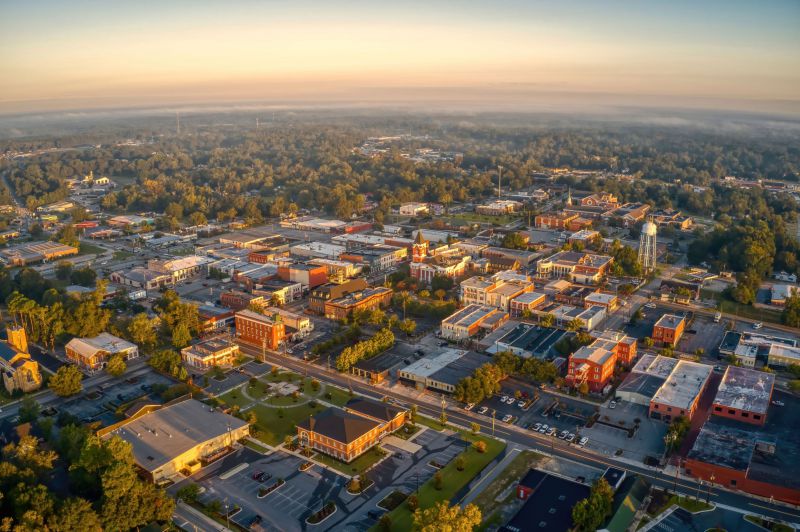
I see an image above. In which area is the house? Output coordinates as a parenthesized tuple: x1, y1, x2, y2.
(234, 309, 286, 350)
(65, 333, 139, 373)
(652, 314, 686, 347)
(296, 397, 406, 462)
(98, 399, 249, 483)
(0, 326, 41, 394)
(181, 336, 240, 369)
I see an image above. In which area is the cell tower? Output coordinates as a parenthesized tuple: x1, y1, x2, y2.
(638, 218, 657, 272)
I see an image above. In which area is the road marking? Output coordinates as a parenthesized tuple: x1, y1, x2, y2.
(219, 462, 249, 480)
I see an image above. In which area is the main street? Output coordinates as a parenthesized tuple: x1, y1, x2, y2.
(236, 342, 800, 526)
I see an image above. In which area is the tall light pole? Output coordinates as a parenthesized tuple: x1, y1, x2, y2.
(491, 409, 496, 436)
(497, 165, 503, 198)
(706, 474, 715, 504)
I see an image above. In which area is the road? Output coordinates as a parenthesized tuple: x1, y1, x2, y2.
(236, 341, 800, 526)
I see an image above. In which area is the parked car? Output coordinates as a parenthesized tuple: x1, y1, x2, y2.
(558, 430, 569, 439)
(566, 433, 576, 443)
(753, 322, 763, 330)
(464, 403, 475, 411)
(714, 312, 722, 323)
(517, 400, 526, 408)
(502, 414, 513, 423)
(609, 400, 617, 409)
(645, 303, 656, 309)
(546, 427, 556, 436)
(533, 423, 542, 432)
(478, 406, 488, 415)
(539, 424, 549, 434)
(501, 395, 509, 403)
(578, 436, 589, 447)
(772, 400, 785, 407)
(252, 470, 266, 481)
(439, 341, 449, 347)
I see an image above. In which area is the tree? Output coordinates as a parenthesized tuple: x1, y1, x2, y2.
(348, 477, 361, 493)
(473, 441, 487, 453)
(455, 456, 465, 471)
(578, 381, 590, 395)
(470, 422, 480, 435)
(407, 493, 419, 511)
(106, 353, 127, 377)
(566, 318, 583, 332)
(413, 501, 482, 532)
(54, 224, 80, 248)
(48, 497, 102, 532)
(783, 294, 800, 328)
(572, 478, 614, 532)
(18, 396, 41, 423)
(70, 267, 97, 287)
(49, 365, 83, 397)
(433, 471, 443, 490)
(399, 318, 416, 337)
(540, 313, 555, 327)
(501, 232, 528, 250)
(55, 261, 73, 281)
(126, 312, 158, 352)
(439, 411, 448, 426)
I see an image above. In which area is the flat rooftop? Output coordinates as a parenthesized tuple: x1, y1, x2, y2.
(631, 354, 679, 379)
(651, 360, 712, 410)
(103, 399, 248, 472)
(429, 351, 487, 386)
(443, 304, 498, 328)
(714, 366, 775, 415)
(654, 313, 685, 330)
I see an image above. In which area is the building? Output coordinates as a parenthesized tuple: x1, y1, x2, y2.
(460, 272, 535, 311)
(290, 242, 346, 260)
(277, 263, 328, 288)
(65, 333, 139, 373)
(109, 267, 172, 290)
(608, 202, 650, 225)
(580, 192, 619, 209)
(652, 314, 686, 347)
(566, 342, 617, 393)
(616, 354, 680, 406)
(583, 291, 619, 311)
(340, 244, 407, 271)
(220, 290, 265, 311)
(309, 278, 368, 314)
(476, 199, 523, 216)
(535, 251, 613, 285)
(490, 323, 567, 359)
(509, 292, 547, 317)
(0, 241, 79, 266)
(234, 309, 286, 350)
(649, 360, 712, 422)
(296, 397, 406, 462)
(264, 307, 314, 339)
(107, 214, 154, 229)
(481, 246, 539, 268)
(441, 305, 509, 341)
(504, 469, 590, 532)
(651, 208, 693, 230)
(309, 258, 363, 281)
(181, 336, 240, 369)
(770, 284, 799, 306)
(399, 202, 430, 217)
(535, 212, 580, 230)
(712, 366, 774, 426)
(410, 233, 472, 285)
(323, 286, 393, 321)
(197, 305, 236, 334)
(592, 330, 638, 366)
(0, 326, 41, 394)
(147, 256, 212, 285)
(99, 399, 249, 483)
(567, 229, 600, 245)
(256, 278, 303, 305)
(398, 349, 487, 393)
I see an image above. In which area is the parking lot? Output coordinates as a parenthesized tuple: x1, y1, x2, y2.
(199, 360, 272, 396)
(676, 312, 727, 357)
(580, 400, 667, 463)
(183, 425, 470, 531)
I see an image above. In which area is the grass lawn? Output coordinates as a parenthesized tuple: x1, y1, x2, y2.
(324, 385, 352, 407)
(472, 450, 545, 526)
(78, 241, 106, 256)
(243, 439, 271, 453)
(745, 515, 793, 532)
(249, 403, 323, 446)
(382, 427, 506, 531)
(700, 289, 783, 324)
(393, 424, 422, 440)
(647, 490, 712, 516)
(112, 250, 133, 260)
(313, 445, 388, 476)
(217, 388, 252, 408)
(413, 415, 446, 432)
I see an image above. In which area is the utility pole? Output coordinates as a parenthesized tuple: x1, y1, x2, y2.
(261, 337, 266, 363)
(491, 409, 496, 436)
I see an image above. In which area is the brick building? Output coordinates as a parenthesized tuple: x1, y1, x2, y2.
(323, 286, 393, 321)
(711, 366, 774, 426)
(234, 309, 285, 350)
(652, 314, 686, 347)
(309, 278, 368, 314)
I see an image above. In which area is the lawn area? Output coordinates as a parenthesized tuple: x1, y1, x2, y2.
(472, 450, 546, 528)
(112, 250, 133, 260)
(313, 445, 388, 476)
(647, 490, 712, 516)
(745, 515, 794, 532)
(324, 385, 352, 407)
(78, 241, 106, 256)
(393, 424, 422, 440)
(700, 289, 783, 323)
(381, 426, 506, 531)
(248, 403, 323, 446)
(243, 439, 270, 454)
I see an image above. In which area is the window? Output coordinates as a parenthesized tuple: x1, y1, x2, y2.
(753, 414, 761, 420)
(714, 406, 722, 412)
(730, 479, 737, 487)
(728, 409, 736, 415)
(741, 412, 749, 418)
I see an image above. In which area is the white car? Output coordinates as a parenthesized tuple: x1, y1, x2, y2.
(517, 400, 526, 408)
(478, 406, 489, 415)
(539, 424, 549, 434)
(772, 400, 785, 407)
(609, 401, 617, 409)
(533, 423, 542, 432)
(558, 430, 569, 439)
(566, 433, 576, 443)
(578, 436, 589, 447)
(502, 414, 513, 423)
(753, 322, 763, 330)
(506, 397, 516, 404)
(465, 403, 475, 411)
(546, 427, 556, 436)
(645, 303, 656, 309)
(501, 395, 509, 403)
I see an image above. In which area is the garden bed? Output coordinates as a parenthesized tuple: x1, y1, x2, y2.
(377, 490, 407, 511)
(257, 479, 285, 498)
(306, 502, 336, 525)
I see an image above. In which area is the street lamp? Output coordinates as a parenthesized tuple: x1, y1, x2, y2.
(706, 474, 715, 504)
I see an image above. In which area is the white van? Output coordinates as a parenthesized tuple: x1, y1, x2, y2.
(714, 312, 722, 323)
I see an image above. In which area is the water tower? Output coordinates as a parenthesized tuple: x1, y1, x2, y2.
(638, 219, 657, 272)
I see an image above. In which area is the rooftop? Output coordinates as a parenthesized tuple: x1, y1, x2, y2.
(345, 396, 405, 422)
(296, 407, 379, 444)
(502, 469, 590, 532)
(65, 332, 136, 357)
(443, 304, 501, 329)
(713, 366, 775, 415)
(654, 313, 685, 330)
(631, 354, 679, 379)
(103, 399, 248, 472)
(651, 360, 712, 410)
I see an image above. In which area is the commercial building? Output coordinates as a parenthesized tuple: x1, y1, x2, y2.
(277, 262, 328, 288)
(255, 278, 303, 305)
(441, 304, 509, 341)
(340, 244, 408, 271)
(616, 354, 679, 406)
(534, 303, 607, 331)
(296, 397, 406, 462)
(309, 278, 368, 314)
(535, 212, 580, 230)
(476, 199, 523, 216)
(109, 267, 172, 291)
(65, 333, 139, 373)
(649, 360, 712, 422)
(399, 202, 430, 216)
(460, 272, 535, 311)
(490, 323, 567, 359)
(290, 242, 346, 260)
(197, 305, 236, 334)
(505, 469, 590, 532)
(264, 307, 314, 339)
(481, 246, 539, 268)
(535, 251, 613, 285)
(566, 342, 617, 393)
(181, 336, 240, 370)
(147, 256, 213, 284)
(652, 314, 686, 347)
(567, 229, 601, 245)
(99, 399, 249, 483)
(323, 286, 393, 321)
(308, 258, 363, 280)
(0, 241, 79, 266)
(280, 216, 348, 233)
(509, 291, 547, 317)
(583, 291, 619, 311)
(220, 290, 265, 311)
(398, 349, 487, 393)
(234, 309, 285, 350)
(712, 366, 774, 426)
(0, 326, 41, 394)
(607, 202, 650, 225)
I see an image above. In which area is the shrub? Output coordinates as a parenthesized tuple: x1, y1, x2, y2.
(473, 441, 487, 453)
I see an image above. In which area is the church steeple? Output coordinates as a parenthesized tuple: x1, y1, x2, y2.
(566, 187, 572, 206)
(412, 229, 428, 263)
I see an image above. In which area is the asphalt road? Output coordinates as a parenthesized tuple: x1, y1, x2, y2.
(236, 341, 800, 526)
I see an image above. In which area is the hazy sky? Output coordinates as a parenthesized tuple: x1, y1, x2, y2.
(1, 0, 799, 114)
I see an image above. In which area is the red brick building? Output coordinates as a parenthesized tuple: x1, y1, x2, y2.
(652, 314, 686, 347)
(234, 309, 285, 350)
(277, 263, 327, 288)
(323, 287, 393, 321)
(566, 343, 616, 393)
(711, 366, 774, 426)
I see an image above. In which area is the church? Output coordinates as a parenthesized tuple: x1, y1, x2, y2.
(0, 326, 42, 394)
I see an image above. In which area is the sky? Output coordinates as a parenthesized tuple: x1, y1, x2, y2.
(1, 0, 799, 115)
